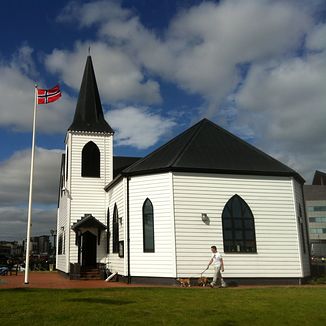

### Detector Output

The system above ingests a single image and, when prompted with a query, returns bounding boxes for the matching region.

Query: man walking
[207,246,226,288]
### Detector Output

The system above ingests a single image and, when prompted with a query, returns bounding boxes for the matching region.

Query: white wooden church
[56,56,310,284]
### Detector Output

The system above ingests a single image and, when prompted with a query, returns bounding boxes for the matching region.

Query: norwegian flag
[37,85,62,104]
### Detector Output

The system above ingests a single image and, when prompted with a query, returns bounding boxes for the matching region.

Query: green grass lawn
[0,287,326,325]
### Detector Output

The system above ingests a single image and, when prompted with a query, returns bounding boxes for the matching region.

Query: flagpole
[24,84,38,284]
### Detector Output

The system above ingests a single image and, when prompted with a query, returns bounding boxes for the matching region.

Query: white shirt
[211,252,222,267]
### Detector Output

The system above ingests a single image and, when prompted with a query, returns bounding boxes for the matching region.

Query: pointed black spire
[68,56,114,133]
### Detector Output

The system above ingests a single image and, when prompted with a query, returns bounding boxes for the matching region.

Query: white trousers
[211,266,225,286]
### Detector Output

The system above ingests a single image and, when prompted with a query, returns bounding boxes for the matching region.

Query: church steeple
[68,56,114,133]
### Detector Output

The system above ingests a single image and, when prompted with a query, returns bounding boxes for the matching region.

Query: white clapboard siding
[128,173,176,277]
[106,178,126,275]
[173,172,305,278]
[56,191,69,273]
[293,179,311,276]
[67,132,113,265]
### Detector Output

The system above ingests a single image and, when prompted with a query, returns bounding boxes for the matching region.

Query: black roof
[122,118,304,182]
[113,156,141,178]
[71,214,107,232]
[312,170,326,185]
[68,56,114,133]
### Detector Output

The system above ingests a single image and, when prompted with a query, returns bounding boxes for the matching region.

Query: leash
[200,267,209,277]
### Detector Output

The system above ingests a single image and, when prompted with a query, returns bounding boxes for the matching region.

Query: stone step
[80,269,101,280]
[80,275,101,280]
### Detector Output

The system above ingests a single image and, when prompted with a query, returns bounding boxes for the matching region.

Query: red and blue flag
[37,85,61,104]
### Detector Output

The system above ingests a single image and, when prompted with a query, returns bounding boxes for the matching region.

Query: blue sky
[1,0,326,241]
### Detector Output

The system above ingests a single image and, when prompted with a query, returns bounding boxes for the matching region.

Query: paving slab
[1,272,324,289]
[0,272,151,289]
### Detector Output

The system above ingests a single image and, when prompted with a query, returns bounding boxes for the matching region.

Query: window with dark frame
[143,198,155,252]
[106,207,110,254]
[307,206,326,212]
[81,141,100,177]
[60,170,64,198]
[112,204,119,253]
[58,233,63,255]
[118,241,124,258]
[298,204,306,254]
[66,148,69,181]
[62,231,65,254]
[222,194,257,253]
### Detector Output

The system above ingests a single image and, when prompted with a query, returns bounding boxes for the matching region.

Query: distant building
[304,171,326,257]
[0,242,11,257]
[38,236,50,255]
[0,241,23,257]
[26,236,51,255]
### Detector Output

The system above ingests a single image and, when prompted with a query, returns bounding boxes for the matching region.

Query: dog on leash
[177,278,191,287]
[197,276,210,287]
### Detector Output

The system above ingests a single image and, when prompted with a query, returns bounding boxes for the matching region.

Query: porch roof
[72,214,107,232]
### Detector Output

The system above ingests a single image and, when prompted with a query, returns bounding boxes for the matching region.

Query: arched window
[106,207,110,254]
[143,198,154,252]
[112,204,119,253]
[222,194,256,253]
[81,141,100,177]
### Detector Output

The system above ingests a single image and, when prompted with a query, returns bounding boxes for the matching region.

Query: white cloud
[306,23,326,51]
[236,50,326,179]
[98,15,175,78]
[57,0,130,27]
[61,0,311,118]
[0,206,57,241]
[45,42,161,105]
[0,46,75,133]
[0,147,62,240]
[11,45,37,77]
[0,147,62,206]
[178,1,309,111]
[163,0,310,106]
[237,53,326,144]
[107,106,176,149]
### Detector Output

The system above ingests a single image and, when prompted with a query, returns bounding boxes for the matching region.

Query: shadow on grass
[65,297,134,305]
[0,287,31,292]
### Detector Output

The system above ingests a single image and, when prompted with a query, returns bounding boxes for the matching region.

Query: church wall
[128,173,176,277]
[68,133,112,265]
[106,178,126,275]
[173,172,306,279]
[56,191,69,273]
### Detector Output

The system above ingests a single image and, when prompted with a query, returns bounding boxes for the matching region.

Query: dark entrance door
[82,231,97,268]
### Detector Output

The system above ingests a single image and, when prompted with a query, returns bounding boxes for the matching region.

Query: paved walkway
[1,272,325,289]
[0,272,151,289]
